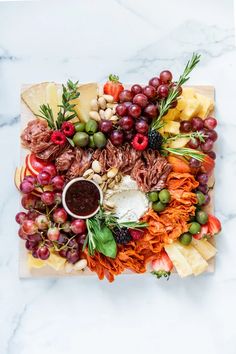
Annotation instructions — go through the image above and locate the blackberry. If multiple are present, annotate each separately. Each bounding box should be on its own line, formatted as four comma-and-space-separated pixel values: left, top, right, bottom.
148, 130, 163, 150
113, 227, 131, 244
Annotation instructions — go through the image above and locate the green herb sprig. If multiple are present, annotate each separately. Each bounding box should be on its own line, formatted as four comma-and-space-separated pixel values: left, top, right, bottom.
164, 131, 206, 144
164, 147, 205, 162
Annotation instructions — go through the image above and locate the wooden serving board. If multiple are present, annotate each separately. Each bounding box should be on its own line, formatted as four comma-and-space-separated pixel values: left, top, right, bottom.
19, 85, 215, 278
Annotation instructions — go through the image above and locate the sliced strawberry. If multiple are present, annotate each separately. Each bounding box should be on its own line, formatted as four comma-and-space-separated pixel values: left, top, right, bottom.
193, 224, 209, 240
207, 214, 221, 236
151, 250, 173, 279
103, 74, 124, 102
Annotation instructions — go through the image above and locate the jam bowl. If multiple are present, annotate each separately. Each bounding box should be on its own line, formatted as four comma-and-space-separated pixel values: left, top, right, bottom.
62, 178, 103, 219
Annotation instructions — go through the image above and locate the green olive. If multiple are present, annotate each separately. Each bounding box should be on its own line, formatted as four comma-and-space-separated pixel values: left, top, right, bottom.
89, 135, 96, 148
189, 222, 201, 234
148, 191, 159, 202
196, 191, 206, 206
73, 132, 89, 147
159, 189, 171, 204
152, 201, 166, 212
196, 210, 208, 225
85, 119, 98, 135
179, 232, 192, 245
93, 132, 107, 148
74, 122, 85, 132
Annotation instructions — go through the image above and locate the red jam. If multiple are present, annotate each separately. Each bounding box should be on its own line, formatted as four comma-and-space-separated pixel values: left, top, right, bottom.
65, 180, 101, 217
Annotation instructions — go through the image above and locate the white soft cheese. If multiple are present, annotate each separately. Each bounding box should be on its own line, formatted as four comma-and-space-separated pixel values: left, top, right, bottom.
107, 176, 149, 222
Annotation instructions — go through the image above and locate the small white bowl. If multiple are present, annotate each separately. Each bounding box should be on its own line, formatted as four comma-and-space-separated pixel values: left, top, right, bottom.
62, 177, 103, 219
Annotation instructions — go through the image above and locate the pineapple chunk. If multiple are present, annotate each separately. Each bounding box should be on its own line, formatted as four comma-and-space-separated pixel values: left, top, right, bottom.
71, 83, 98, 122
28, 253, 46, 269
195, 93, 214, 118
169, 137, 190, 148
46, 252, 66, 271
164, 121, 180, 135
21, 82, 49, 115
191, 238, 217, 260
46, 83, 59, 123
179, 98, 201, 121
182, 87, 196, 99
164, 243, 193, 277
163, 108, 180, 121
175, 242, 208, 276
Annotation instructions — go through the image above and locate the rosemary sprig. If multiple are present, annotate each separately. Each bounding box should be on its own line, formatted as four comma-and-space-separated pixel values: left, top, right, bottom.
152, 53, 201, 130
37, 80, 80, 130
164, 147, 205, 161
164, 131, 206, 143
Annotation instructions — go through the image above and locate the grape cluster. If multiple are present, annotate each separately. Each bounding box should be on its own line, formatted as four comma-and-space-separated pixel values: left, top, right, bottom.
16, 164, 87, 263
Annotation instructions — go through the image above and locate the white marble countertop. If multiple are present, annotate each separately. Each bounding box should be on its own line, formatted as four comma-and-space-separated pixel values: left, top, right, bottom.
0, 1, 236, 353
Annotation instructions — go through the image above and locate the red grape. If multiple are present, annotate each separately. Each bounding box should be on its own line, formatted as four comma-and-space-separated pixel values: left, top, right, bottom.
27, 233, 42, 243
143, 103, 158, 119
142, 85, 156, 99
128, 104, 141, 118
35, 214, 49, 230
22, 219, 38, 235
171, 83, 183, 96
206, 129, 218, 142
115, 104, 128, 117
133, 94, 148, 108
196, 173, 208, 185
18, 227, 27, 240
110, 130, 124, 146
62, 221, 71, 233
189, 158, 201, 168
148, 77, 160, 89
32, 249, 39, 258
123, 101, 132, 108
53, 208, 68, 223
170, 100, 178, 108
197, 184, 209, 194
20, 180, 34, 194
71, 219, 87, 234
41, 191, 55, 205
66, 249, 80, 264
15, 211, 27, 225
160, 70, 172, 83
99, 120, 113, 134
25, 240, 39, 251
21, 194, 37, 210
135, 120, 149, 134
131, 84, 143, 95
187, 137, 199, 149
119, 116, 134, 131
68, 238, 79, 250
54, 192, 62, 204
201, 138, 214, 152
57, 233, 68, 245
47, 227, 60, 241
24, 175, 36, 185
34, 199, 46, 211
37, 246, 50, 260
204, 117, 217, 130
157, 84, 169, 98
51, 175, 65, 190
180, 120, 192, 133
119, 90, 133, 102
124, 130, 135, 142
191, 117, 204, 131
207, 151, 216, 160
27, 210, 39, 221
42, 164, 57, 177
37, 171, 51, 186
59, 249, 68, 258
76, 233, 87, 244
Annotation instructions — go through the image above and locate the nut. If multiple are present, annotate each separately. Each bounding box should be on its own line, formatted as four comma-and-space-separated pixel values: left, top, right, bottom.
104, 108, 113, 120
108, 179, 116, 189
103, 94, 114, 103
106, 103, 116, 109
92, 174, 103, 185
99, 109, 105, 119
89, 111, 101, 122
98, 86, 104, 97
98, 96, 107, 110
115, 174, 122, 183
103, 200, 116, 211
110, 115, 119, 121
65, 262, 74, 273
101, 174, 108, 181
107, 167, 118, 178
74, 259, 87, 271
83, 168, 94, 178
90, 98, 99, 111
92, 160, 101, 173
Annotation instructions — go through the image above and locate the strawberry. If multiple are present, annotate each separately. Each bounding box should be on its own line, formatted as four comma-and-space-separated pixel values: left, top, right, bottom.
207, 214, 221, 236
151, 250, 173, 279
103, 74, 124, 102
193, 224, 209, 240
129, 228, 144, 241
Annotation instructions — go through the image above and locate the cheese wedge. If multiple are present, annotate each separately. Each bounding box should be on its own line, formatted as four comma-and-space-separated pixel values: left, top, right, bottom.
191, 238, 217, 261
46, 83, 59, 123
195, 93, 214, 118
163, 108, 180, 121
175, 242, 208, 276
182, 87, 196, 99
21, 82, 49, 116
46, 252, 66, 271
164, 121, 180, 135
169, 137, 190, 148
28, 253, 46, 269
71, 83, 98, 122
164, 243, 192, 277
179, 98, 201, 120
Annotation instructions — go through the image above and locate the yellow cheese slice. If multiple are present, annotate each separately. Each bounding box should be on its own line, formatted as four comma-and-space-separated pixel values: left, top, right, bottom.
21, 82, 49, 116
164, 243, 192, 277
195, 93, 214, 118
169, 137, 190, 148
163, 108, 180, 121
179, 98, 201, 120
182, 87, 196, 99
71, 83, 98, 122
191, 238, 217, 260
28, 253, 46, 269
46, 82, 59, 123
175, 242, 208, 276
164, 121, 180, 135
46, 252, 66, 271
